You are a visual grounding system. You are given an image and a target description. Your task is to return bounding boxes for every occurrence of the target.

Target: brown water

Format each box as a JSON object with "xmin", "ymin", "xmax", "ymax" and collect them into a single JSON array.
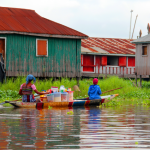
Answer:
[{"xmin": 0, "ymin": 105, "xmax": 150, "ymax": 149}]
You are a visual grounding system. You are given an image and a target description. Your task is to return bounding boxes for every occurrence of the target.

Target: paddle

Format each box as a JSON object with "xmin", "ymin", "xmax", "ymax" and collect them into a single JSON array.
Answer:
[
  {"xmin": 101, "ymin": 87, "xmax": 122, "ymax": 94},
  {"xmin": 0, "ymin": 93, "xmax": 48, "ymax": 105}
]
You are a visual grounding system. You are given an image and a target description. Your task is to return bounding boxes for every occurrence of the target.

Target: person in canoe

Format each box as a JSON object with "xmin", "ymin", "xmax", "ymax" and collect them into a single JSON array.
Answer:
[
  {"xmin": 19, "ymin": 74, "xmax": 49, "ymax": 102},
  {"xmin": 88, "ymin": 78, "xmax": 102, "ymax": 100}
]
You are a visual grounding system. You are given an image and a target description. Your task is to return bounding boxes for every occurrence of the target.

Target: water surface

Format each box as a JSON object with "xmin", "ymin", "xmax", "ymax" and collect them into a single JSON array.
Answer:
[{"xmin": 0, "ymin": 105, "xmax": 150, "ymax": 149}]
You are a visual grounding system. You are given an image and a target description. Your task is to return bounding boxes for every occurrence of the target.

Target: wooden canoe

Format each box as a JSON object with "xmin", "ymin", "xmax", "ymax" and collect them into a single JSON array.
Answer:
[{"xmin": 5, "ymin": 94, "xmax": 119, "ymax": 109}]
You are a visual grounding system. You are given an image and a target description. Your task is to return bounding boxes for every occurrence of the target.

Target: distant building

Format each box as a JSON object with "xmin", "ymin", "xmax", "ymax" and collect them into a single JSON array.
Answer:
[
  {"xmin": 132, "ymin": 24, "xmax": 150, "ymax": 86},
  {"xmin": 0, "ymin": 7, "xmax": 88, "ymax": 78},
  {"xmin": 81, "ymin": 37, "xmax": 136, "ymax": 78}
]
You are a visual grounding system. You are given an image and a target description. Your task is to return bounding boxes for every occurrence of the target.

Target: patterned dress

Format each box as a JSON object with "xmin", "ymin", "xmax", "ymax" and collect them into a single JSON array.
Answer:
[{"xmin": 21, "ymin": 84, "xmax": 36, "ymax": 102}]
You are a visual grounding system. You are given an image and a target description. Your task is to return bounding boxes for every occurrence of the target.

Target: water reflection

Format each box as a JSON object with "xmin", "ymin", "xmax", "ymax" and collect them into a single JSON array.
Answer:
[
  {"xmin": 88, "ymin": 107, "xmax": 101, "ymax": 130},
  {"xmin": 0, "ymin": 107, "xmax": 81, "ymax": 149},
  {"xmin": 0, "ymin": 105, "xmax": 150, "ymax": 149}
]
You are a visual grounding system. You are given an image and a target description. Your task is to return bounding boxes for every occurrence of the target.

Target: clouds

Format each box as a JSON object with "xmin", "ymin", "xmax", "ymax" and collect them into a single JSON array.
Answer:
[{"xmin": 0, "ymin": 0, "xmax": 149, "ymax": 39}]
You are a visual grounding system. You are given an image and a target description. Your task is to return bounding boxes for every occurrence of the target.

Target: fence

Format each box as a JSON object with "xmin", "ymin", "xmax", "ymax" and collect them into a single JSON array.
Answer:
[{"xmin": 81, "ymin": 65, "xmax": 135, "ymax": 77}]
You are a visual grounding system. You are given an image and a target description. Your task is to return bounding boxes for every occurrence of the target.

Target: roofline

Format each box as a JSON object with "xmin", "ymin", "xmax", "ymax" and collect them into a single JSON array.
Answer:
[
  {"xmin": 86, "ymin": 37, "xmax": 134, "ymax": 40},
  {"xmin": 131, "ymin": 34, "xmax": 150, "ymax": 44},
  {"xmin": 81, "ymin": 52, "xmax": 135, "ymax": 56},
  {"xmin": 0, "ymin": 31, "xmax": 88, "ymax": 39},
  {"xmin": 131, "ymin": 41, "xmax": 150, "ymax": 44},
  {"xmin": 0, "ymin": 6, "xmax": 34, "ymax": 10}
]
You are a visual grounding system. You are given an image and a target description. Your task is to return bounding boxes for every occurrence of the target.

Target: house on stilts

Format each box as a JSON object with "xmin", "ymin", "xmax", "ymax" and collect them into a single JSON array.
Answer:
[
  {"xmin": 0, "ymin": 6, "xmax": 88, "ymax": 82},
  {"xmin": 81, "ymin": 37, "xmax": 136, "ymax": 78},
  {"xmin": 131, "ymin": 24, "xmax": 150, "ymax": 87}
]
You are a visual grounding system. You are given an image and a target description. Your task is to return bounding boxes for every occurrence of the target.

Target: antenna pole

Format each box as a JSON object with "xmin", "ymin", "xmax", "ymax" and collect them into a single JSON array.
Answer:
[
  {"xmin": 129, "ymin": 10, "xmax": 133, "ymax": 39},
  {"xmin": 131, "ymin": 15, "xmax": 138, "ymax": 39}
]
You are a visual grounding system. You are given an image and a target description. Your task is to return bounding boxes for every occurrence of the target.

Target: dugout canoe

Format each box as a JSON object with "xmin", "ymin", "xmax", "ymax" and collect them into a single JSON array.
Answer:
[{"xmin": 5, "ymin": 94, "xmax": 119, "ymax": 109}]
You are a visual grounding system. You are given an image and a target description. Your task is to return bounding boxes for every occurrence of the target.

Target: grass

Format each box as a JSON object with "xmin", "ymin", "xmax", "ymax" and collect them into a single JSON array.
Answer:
[{"xmin": 1, "ymin": 76, "xmax": 150, "ymax": 106}]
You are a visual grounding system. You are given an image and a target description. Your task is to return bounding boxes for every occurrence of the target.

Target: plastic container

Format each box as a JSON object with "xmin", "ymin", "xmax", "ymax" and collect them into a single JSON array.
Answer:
[
  {"xmin": 47, "ymin": 93, "xmax": 54, "ymax": 102},
  {"xmin": 54, "ymin": 92, "xmax": 61, "ymax": 102},
  {"xmin": 61, "ymin": 92, "xmax": 68, "ymax": 102},
  {"xmin": 40, "ymin": 97, "xmax": 47, "ymax": 102},
  {"xmin": 51, "ymin": 86, "xmax": 58, "ymax": 93},
  {"xmin": 67, "ymin": 91, "xmax": 74, "ymax": 101}
]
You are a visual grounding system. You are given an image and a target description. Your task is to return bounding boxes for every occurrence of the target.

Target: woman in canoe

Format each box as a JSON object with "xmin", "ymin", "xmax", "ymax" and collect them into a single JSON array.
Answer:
[
  {"xmin": 88, "ymin": 78, "xmax": 102, "ymax": 100},
  {"xmin": 19, "ymin": 74, "xmax": 49, "ymax": 102}
]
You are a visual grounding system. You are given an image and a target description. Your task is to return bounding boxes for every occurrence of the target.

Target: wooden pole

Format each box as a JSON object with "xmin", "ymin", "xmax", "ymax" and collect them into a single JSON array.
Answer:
[
  {"xmin": 102, "ymin": 87, "xmax": 122, "ymax": 94},
  {"xmin": 129, "ymin": 77, "xmax": 137, "ymax": 87},
  {"xmin": 77, "ymin": 77, "xmax": 80, "ymax": 87},
  {"xmin": 135, "ymin": 72, "xmax": 137, "ymax": 86},
  {"xmin": 140, "ymin": 75, "xmax": 142, "ymax": 88}
]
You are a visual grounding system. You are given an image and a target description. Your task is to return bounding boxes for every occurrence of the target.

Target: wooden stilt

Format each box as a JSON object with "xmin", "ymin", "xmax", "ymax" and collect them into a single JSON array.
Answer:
[
  {"xmin": 77, "ymin": 77, "xmax": 80, "ymax": 87},
  {"xmin": 140, "ymin": 75, "xmax": 142, "ymax": 88},
  {"xmin": 135, "ymin": 73, "xmax": 137, "ymax": 86},
  {"xmin": 53, "ymin": 77, "xmax": 56, "ymax": 82}
]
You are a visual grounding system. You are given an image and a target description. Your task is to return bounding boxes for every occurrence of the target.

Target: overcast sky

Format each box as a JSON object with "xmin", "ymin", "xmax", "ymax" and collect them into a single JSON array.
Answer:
[{"xmin": 0, "ymin": 0, "xmax": 149, "ymax": 39}]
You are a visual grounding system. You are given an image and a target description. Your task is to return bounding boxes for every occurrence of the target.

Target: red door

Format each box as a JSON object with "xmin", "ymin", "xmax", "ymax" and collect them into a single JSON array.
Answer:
[
  {"xmin": 0, "ymin": 39, "xmax": 5, "ymax": 60},
  {"xmin": 83, "ymin": 55, "xmax": 94, "ymax": 72}
]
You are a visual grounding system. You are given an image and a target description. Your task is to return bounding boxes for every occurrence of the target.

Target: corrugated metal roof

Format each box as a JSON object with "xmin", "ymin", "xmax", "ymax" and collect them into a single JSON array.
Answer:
[
  {"xmin": 131, "ymin": 34, "xmax": 150, "ymax": 43},
  {"xmin": 0, "ymin": 7, "xmax": 88, "ymax": 38},
  {"xmin": 81, "ymin": 37, "xmax": 136, "ymax": 54}
]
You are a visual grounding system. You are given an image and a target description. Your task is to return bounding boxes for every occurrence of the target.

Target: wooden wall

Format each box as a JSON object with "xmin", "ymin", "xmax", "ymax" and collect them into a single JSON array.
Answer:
[
  {"xmin": 0, "ymin": 34, "xmax": 81, "ymax": 77},
  {"xmin": 135, "ymin": 44, "xmax": 150, "ymax": 75}
]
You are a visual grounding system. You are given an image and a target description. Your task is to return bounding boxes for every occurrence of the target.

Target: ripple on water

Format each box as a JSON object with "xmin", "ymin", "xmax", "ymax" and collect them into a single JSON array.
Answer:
[{"xmin": 0, "ymin": 106, "xmax": 149, "ymax": 149}]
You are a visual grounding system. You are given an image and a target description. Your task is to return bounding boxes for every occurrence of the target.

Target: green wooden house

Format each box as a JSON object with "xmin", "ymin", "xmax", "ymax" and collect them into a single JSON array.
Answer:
[{"xmin": 0, "ymin": 7, "xmax": 88, "ymax": 78}]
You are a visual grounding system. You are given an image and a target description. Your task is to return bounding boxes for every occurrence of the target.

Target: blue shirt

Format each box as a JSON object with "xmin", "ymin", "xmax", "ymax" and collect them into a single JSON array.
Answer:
[{"xmin": 88, "ymin": 85, "xmax": 102, "ymax": 100}]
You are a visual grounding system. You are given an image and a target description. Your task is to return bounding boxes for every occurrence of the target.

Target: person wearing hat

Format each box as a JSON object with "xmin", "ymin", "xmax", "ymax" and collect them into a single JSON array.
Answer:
[
  {"xmin": 88, "ymin": 78, "xmax": 102, "ymax": 100},
  {"xmin": 19, "ymin": 74, "xmax": 49, "ymax": 102}
]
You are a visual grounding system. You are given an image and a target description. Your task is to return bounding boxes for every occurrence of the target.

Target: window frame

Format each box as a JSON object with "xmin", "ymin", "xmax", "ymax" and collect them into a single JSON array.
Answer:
[
  {"xmin": 142, "ymin": 45, "xmax": 147, "ymax": 56},
  {"xmin": 36, "ymin": 39, "xmax": 48, "ymax": 57}
]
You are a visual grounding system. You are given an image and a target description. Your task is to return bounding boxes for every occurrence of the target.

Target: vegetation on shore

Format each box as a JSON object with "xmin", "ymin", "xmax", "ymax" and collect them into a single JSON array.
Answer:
[{"xmin": 0, "ymin": 76, "xmax": 150, "ymax": 106}]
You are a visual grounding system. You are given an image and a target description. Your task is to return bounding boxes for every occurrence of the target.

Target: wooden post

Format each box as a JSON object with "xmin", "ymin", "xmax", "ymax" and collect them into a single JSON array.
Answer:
[
  {"xmin": 77, "ymin": 77, "xmax": 80, "ymax": 87},
  {"xmin": 140, "ymin": 75, "xmax": 142, "ymax": 88},
  {"xmin": 53, "ymin": 77, "xmax": 56, "ymax": 82},
  {"xmin": 135, "ymin": 72, "xmax": 137, "ymax": 86},
  {"xmin": 129, "ymin": 77, "xmax": 137, "ymax": 87}
]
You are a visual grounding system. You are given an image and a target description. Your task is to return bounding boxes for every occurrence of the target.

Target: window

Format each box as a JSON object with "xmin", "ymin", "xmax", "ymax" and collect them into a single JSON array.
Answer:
[
  {"xmin": 36, "ymin": 39, "xmax": 48, "ymax": 56},
  {"xmin": 142, "ymin": 45, "xmax": 147, "ymax": 55},
  {"xmin": 107, "ymin": 56, "xmax": 118, "ymax": 66}
]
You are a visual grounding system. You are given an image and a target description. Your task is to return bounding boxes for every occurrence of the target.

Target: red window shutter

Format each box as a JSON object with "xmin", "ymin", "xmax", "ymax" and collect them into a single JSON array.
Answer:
[
  {"xmin": 83, "ymin": 55, "xmax": 94, "ymax": 72},
  {"xmin": 37, "ymin": 40, "xmax": 47, "ymax": 56},
  {"xmin": 95, "ymin": 55, "xmax": 101, "ymax": 66},
  {"xmin": 101, "ymin": 56, "xmax": 107, "ymax": 66},
  {"xmin": 119, "ymin": 56, "xmax": 126, "ymax": 66},
  {"xmin": 128, "ymin": 57, "xmax": 135, "ymax": 67}
]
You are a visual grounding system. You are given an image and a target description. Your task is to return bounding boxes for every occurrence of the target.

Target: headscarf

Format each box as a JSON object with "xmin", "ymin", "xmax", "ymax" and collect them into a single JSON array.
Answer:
[
  {"xmin": 26, "ymin": 74, "xmax": 36, "ymax": 85},
  {"xmin": 93, "ymin": 78, "xmax": 98, "ymax": 85}
]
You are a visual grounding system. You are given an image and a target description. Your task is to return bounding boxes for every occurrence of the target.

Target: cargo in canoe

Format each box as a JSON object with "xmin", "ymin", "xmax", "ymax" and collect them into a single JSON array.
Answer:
[{"xmin": 5, "ymin": 94, "xmax": 119, "ymax": 109}]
